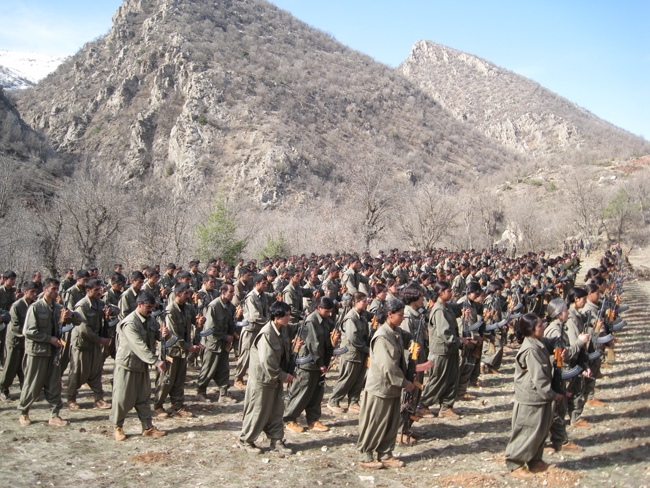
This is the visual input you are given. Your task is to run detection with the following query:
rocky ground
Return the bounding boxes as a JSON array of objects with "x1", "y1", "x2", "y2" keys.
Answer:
[{"x1": 0, "y1": 257, "x2": 648, "y2": 488}]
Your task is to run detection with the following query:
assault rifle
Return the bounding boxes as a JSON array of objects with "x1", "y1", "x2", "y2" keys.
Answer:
[
  {"x1": 286, "y1": 313, "x2": 308, "y2": 377},
  {"x1": 53, "y1": 308, "x2": 75, "y2": 366},
  {"x1": 399, "y1": 309, "x2": 427, "y2": 446},
  {"x1": 158, "y1": 310, "x2": 178, "y2": 386}
]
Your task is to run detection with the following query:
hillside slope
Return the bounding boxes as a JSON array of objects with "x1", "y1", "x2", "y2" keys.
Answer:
[
  {"x1": 401, "y1": 40, "x2": 649, "y2": 163},
  {"x1": 16, "y1": 0, "x2": 520, "y2": 207}
]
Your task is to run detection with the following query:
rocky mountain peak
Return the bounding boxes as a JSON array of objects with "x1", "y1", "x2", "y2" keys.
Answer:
[{"x1": 401, "y1": 40, "x2": 647, "y2": 160}]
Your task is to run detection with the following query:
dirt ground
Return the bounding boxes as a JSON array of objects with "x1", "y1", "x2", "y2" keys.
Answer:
[{"x1": 1, "y1": 255, "x2": 649, "y2": 488}]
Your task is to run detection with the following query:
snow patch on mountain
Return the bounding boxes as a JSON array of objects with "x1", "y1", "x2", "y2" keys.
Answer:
[{"x1": 0, "y1": 50, "x2": 67, "y2": 89}]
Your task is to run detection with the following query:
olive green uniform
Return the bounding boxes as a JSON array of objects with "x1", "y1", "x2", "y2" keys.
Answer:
[
  {"x1": 118, "y1": 287, "x2": 138, "y2": 320},
  {"x1": 197, "y1": 297, "x2": 235, "y2": 396},
  {"x1": 61, "y1": 284, "x2": 85, "y2": 374},
  {"x1": 565, "y1": 306, "x2": 587, "y2": 423},
  {"x1": 357, "y1": 322, "x2": 408, "y2": 462},
  {"x1": 0, "y1": 298, "x2": 29, "y2": 394},
  {"x1": 18, "y1": 298, "x2": 81, "y2": 417},
  {"x1": 505, "y1": 336, "x2": 556, "y2": 471},
  {"x1": 110, "y1": 310, "x2": 159, "y2": 429},
  {"x1": 341, "y1": 268, "x2": 369, "y2": 295},
  {"x1": 329, "y1": 308, "x2": 369, "y2": 408},
  {"x1": 0, "y1": 284, "x2": 16, "y2": 366},
  {"x1": 482, "y1": 293, "x2": 506, "y2": 371},
  {"x1": 544, "y1": 318, "x2": 585, "y2": 450},
  {"x1": 581, "y1": 300, "x2": 602, "y2": 401},
  {"x1": 420, "y1": 300, "x2": 461, "y2": 410},
  {"x1": 284, "y1": 310, "x2": 333, "y2": 425},
  {"x1": 154, "y1": 299, "x2": 194, "y2": 411},
  {"x1": 67, "y1": 296, "x2": 107, "y2": 403},
  {"x1": 240, "y1": 321, "x2": 291, "y2": 444},
  {"x1": 456, "y1": 296, "x2": 483, "y2": 396},
  {"x1": 235, "y1": 289, "x2": 270, "y2": 383}
]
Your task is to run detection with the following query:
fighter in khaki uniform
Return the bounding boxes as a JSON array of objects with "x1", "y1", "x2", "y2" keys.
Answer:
[
  {"x1": 102, "y1": 274, "x2": 124, "y2": 360},
  {"x1": 0, "y1": 270, "x2": 18, "y2": 367},
  {"x1": 419, "y1": 281, "x2": 466, "y2": 419},
  {"x1": 235, "y1": 274, "x2": 271, "y2": 388},
  {"x1": 357, "y1": 299, "x2": 414, "y2": 469},
  {"x1": 153, "y1": 283, "x2": 204, "y2": 418},
  {"x1": 0, "y1": 281, "x2": 38, "y2": 401},
  {"x1": 61, "y1": 269, "x2": 90, "y2": 375},
  {"x1": 18, "y1": 278, "x2": 82, "y2": 427},
  {"x1": 328, "y1": 292, "x2": 370, "y2": 414},
  {"x1": 67, "y1": 279, "x2": 112, "y2": 410},
  {"x1": 341, "y1": 258, "x2": 369, "y2": 295},
  {"x1": 197, "y1": 283, "x2": 237, "y2": 403},
  {"x1": 505, "y1": 313, "x2": 561, "y2": 480},
  {"x1": 118, "y1": 271, "x2": 144, "y2": 319},
  {"x1": 284, "y1": 297, "x2": 335, "y2": 433},
  {"x1": 239, "y1": 301, "x2": 294, "y2": 455},
  {"x1": 110, "y1": 292, "x2": 167, "y2": 441},
  {"x1": 282, "y1": 270, "x2": 315, "y2": 324}
]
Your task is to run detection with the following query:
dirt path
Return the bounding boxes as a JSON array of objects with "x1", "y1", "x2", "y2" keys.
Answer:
[{"x1": 0, "y1": 273, "x2": 648, "y2": 488}]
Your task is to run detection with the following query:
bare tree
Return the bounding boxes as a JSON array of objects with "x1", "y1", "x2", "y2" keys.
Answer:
[
  {"x1": 58, "y1": 168, "x2": 123, "y2": 268},
  {"x1": 31, "y1": 195, "x2": 65, "y2": 278},
  {"x1": 603, "y1": 187, "x2": 639, "y2": 243},
  {"x1": 563, "y1": 171, "x2": 606, "y2": 238},
  {"x1": 350, "y1": 160, "x2": 392, "y2": 250},
  {"x1": 400, "y1": 185, "x2": 458, "y2": 249},
  {"x1": 628, "y1": 169, "x2": 650, "y2": 226}
]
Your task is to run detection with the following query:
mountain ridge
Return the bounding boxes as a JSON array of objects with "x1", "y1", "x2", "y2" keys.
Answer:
[
  {"x1": 400, "y1": 40, "x2": 647, "y2": 162},
  {"x1": 10, "y1": 0, "x2": 650, "y2": 209}
]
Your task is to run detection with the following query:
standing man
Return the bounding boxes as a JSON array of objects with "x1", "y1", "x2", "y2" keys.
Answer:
[
  {"x1": 17, "y1": 278, "x2": 82, "y2": 427},
  {"x1": 32, "y1": 271, "x2": 44, "y2": 295},
  {"x1": 239, "y1": 301, "x2": 294, "y2": 455},
  {"x1": 328, "y1": 293, "x2": 370, "y2": 414},
  {"x1": 67, "y1": 279, "x2": 112, "y2": 410},
  {"x1": 153, "y1": 283, "x2": 204, "y2": 418},
  {"x1": 0, "y1": 270, "x2": 18, "y2": 367},
  {"x1": 357, "y1": 299, "x2": 414, "y2": 469},
  {"x1": 0, "y1": 281, "x2": 39, "y2": 401},
  {"x1": 283, "y1": 270, "x2": 315, "y2": 324},
  {"x1": 110, "y1": 292, "x2": 167, "y2": 440},
  {"x1": 118, "y1": 271, "x2": 145, "y2": 319},
  {"x1": 61, "y1": 270, "x2": 90, "y2": 375},
  {"x1": 60, "y1": 269, "x2": 75, "y2": 294},
  {"x1": 284, "y1": 297, "x2": 335, "y2": 433},
  {"x1": 197, "y1": 283, "x2": 236, "y2": 403},
  {"x1": 342, "y1": 258, "x2": 369, "y2": 295},
  {"x1": 235, "y1": 274, "x2": 270, "y2": 388},
  {"x1": 233, "y1": 268, "x2": 253, "y2": 307},
  {"x1": 159, "y1": 263, "x2": 177, "y2": 297},
  {"x1": 189, "y1": 260, "x2": 203, "y2": 292},
  {"x1": 102, "y1": 274, "x2": 124, "y2": 360}
]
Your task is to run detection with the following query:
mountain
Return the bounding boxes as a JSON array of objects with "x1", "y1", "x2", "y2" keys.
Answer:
[
  {"x1": 13, "y1": 0, "x2": 649, "y2": 209},
  {"x1": 0, "y1": 86, "x2": 62, "y2": 194},
  {"x1": 400, "y1": 40, "x2": 649, "y2": 163},
  {"x1": 0, "y1": 65, "x2": 35, "y2": 90},
  {"x1": 14, "y1": 0, "x2": 521, "y2": 207},
  {"x1": 0, "y1": 50, "x2": 66, "y2": 89}
]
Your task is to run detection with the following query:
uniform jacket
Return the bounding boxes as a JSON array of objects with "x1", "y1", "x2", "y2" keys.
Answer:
[
  {"x1": 365, "y1": 323, "x2": 408, "y2": 399},
  {"x1": 340, "y1": 307, "x2": 370, "y2": 362},
  {"x1": 23, "y1": 297, "x2": 82, "y2": 357},
  {"x1": 115, "y1": 310, "x2": 159, "y2": 372},
  {"x1": 249, "y1": 321, "x2": 290, "y2": 387},
  {"x1": 427, "y1": 300, "x2": 461, "y2": 357},
  {"x1": 203, "y1": 297, "x2": 235, "y2": 353},
  {"x1": 514, "y1": 336, "x2": 557, "y2": 405},
  {"x1": 72, "y1": 295, "x2": 105, "y2": 350}
]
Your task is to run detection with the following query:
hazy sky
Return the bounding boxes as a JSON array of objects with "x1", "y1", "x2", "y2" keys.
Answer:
[{"x1": 1, "y1": 0, "x2": 648, "y2": 139}]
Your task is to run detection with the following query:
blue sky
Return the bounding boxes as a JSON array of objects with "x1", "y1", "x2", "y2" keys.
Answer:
[{"x1": 1, "y1": 0, "x2": 648, "y2": 140}]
